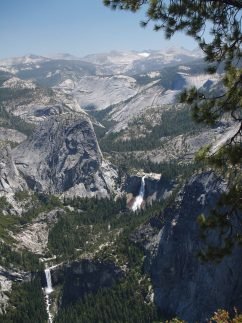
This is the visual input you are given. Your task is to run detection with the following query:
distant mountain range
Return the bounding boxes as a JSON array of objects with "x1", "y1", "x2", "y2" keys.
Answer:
[
  {"x1": 0, "y1": 47, "x2": 240, "y2": 323},
  {"x1": 0, "y1": 47, "x2": 202, "y2": 74},
  {"x1": 0, "y1": 47, "x2": 223, "y2": 135}
]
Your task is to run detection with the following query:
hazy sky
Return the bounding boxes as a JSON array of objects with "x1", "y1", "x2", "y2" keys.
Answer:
[{"x1": 0, "y1": 0, "x2": 198, "y2": 59}]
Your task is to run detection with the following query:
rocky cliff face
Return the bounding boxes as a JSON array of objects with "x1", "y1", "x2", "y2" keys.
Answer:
[
  {"x1": 0, "y1": 266, "x2": 31, "y2": 314},
  {"x1": 0, "y1": 145, "x2": 27, "y2": 202},
  {"x1": 134, "y1": 171, "x2": 242, "y2": 322},
  {"x1": 12, "y1": 113, "x2": 117, "y2": 198},
  {"x1": 1, "y1": 51, "x2": 240, "y2": 322},
  {"x1": 125, "y1": 173, "x2": 174, "y2": 207},
  {"x1": 0, "y1": 128, "x2": 27, "y2": 144},
  {"x1": 45, "y1": 259, "x2": 123, "y2": 308},
  {"x1": 13, "y1": 208, "x2": 63, "y2": 254}
]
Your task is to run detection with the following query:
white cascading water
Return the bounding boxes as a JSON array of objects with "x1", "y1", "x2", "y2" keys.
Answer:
[
  {"x1": 132, "y1": 176, "x2": 146, "y2": 212},
  {"x1": 44, "y1": 268, "x2": 53, "y2": 323},
  {"x1": 45, "y1": 268, "x2": 53, "y2": 294}
]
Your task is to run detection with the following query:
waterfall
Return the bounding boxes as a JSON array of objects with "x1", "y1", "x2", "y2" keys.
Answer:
[
  {"x1": 45, "y1": 268, "x2": 53, "y2": 294},
  {"x1": 132, "y1": 176, "x2": 146, "y2": 212},
  {"x1": 44, "y1": 268, "x2": 53, "y2": 323}
]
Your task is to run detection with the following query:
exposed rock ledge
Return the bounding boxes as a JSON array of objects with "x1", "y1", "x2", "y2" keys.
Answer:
[
  {"x1": 0, "y1": 127, "x2": 27, "y2": 144},
  {"x1": 0, "y1": 266, "x2": 31, "y2": 314},
  {"x1": 12, "y1": 208, "x2": 63, "y2": 254},
  {"x1": 125, "y1": 173, "x2": 174, "y2": 207}
]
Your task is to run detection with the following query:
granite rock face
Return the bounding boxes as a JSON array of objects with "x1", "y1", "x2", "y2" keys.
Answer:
[
  {"x1": 12, "y1": 208, "x2": 63, "y2": 254},
  {"x1": 136, "y1": 172, "x2": 242, "y2": 322},
  {"x1": 0, "y1": 145, "x2": 27, "y2": 196},
  {"x1": 13, "y1": 114, "x2": 117, "y2": 198},
  {"x1": 0, "y1": 128, "x2": 27, "y2": 144},
  {"x1": 125, "y1": 173, "x2": 174, "y2": 205},
  {"x1": 46, "y1": 259, "x2": 123, "y2": 308},
  {"x1": 0, "y1": 266, "x2": 31, "y2": 314}
]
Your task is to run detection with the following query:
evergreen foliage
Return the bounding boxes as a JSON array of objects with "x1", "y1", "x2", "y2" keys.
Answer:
[
  {"x1": 48, "y1": 194, "x2": 168, "y2": 262},
  {"x1": 51, "y1": 199, "x2": 167, "y2": 323},
  {"x1": 0, "y1": 242, "x2": 42, "y2": 272},
  {"x1": 103, "y1": 1, "x2": 242, "y2": 149},
  {"x1": 0, "y1": 193, "x2": 61, "y2": 271},
  {"x1": 117, "y1": 157, "x2": 203, "y2": 181},
  {"x1": 100, "y1": 106, "x2": 204, "y2": 152},
  {"x1": 103, "y1": 0, "x2": 242, "y2": 261},
  {"x1": 0, "y1": 205, "x2": 43, "y2": 272},
  {"x1": 198, "y1": 180, "x2": 242, "y2": 261},
  {"x1": 18, "y1": 192, "x2": 62, "y2": 224},
  {"x1": 2, "y1": 278, "x2": 48, "y2": 323},
  {"x1": 48, "y1": 197, "x2": 127, "y2": 257},
  {"x1": 103, "y1": 1, "x2": 242, "y2": 71},
  {"x1": 49, "y1": 196, "x2": 170, "y2": 323},
  {"x1": 54, "y1": 275, "x2": 157, "y2": 323},
  {"x1": 0, "y1": 106, "x2": 35, "y2": 136}
]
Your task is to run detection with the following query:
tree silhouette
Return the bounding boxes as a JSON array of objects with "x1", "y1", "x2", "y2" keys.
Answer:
[{"x1": 104, "y1": 0, "x2": 242, "y2": 260}]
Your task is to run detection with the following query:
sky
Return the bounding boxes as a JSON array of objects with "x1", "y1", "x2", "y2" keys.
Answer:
[{"x1": 0, "y1": 0, "x2": 198, "y2": 59}]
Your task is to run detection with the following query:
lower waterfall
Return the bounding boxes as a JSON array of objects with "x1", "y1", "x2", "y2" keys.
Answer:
[
  {"x1": 132, "y1": 176, "x2": 146, "y2": 211},
  {"x1": 44, "y1": 268, "x2": 53, "y2": 323}
]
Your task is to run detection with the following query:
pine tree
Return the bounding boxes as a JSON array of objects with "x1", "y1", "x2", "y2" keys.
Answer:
[
  {"x1": 103, "y1": 0, "x2": 242, "y2": 260},
  {"x1": 103, "y1": 0, "x2": 242, "y2": 156}
]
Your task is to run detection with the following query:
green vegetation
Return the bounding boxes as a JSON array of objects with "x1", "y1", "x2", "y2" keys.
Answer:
[
  {"x1": 2, "y1": 278, "x2": 47, "y2": 323},
  {"x1": 14, "y1": 190, "x2": 30, "y2": 202},
  {"x1": 99, "y1": 106, "x2": 205, "y2": 152},
  {"x1": 0, "y1": 193, "x2": 169, "y2": 322},
  {"x1": 0, "y1": 242, "x2": 42, "y2": 272},
  {"x1": 48, "y1": 193, "x2": 170, "y2": 261},
  {"x1": 54, "y1": 275, "x2": 157, "y2": 323},
  {"x1": 50, "y1": 189, "x2": 181, "y2": 323},
  {"x1": 0, "y1": 106, "x2": 35, "y2": 136},
  {"x1": 117, "y1": 157, "x2": 203, "y2": 182},
  {"x1": 52, "y1": 197, "x2": 169, "y2": 323},
  {"x1": 19, "y1": 193, "x2": 62, "y2": 224},
  {"x1": 48, "y1": 196, "x2": 126, "y2": 257},
  {"x1": 0, "y1": 196, "x2": 44, "y2": 271},
  {"x1": 63, "y1": 196, "x2": 127, "y2": 225},
  {"x1": 48, "y1": 212, "x2": 89, "y2": 257},
  {"x1": 0, "y1": 184, "x2": 180, "y2": 322},
  {"x1": 0, "y1": 213, "x2": 19, "y2": 243},
  {"x1": 88, "y1": 104, "x2": 114, "y2": 124},
  {"x1": 104, "y1": 0, "x2": 242, "y2": 263},
  {"x1": 0, "y1": 195, "x2": 12, "y2": 212},
  {"x1": 0, "y1": 193, "x2": 62, "y2": 271}
]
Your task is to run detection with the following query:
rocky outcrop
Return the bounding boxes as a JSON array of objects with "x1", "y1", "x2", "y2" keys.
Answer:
[
  {"x1": 13, "y1": 114, "x2": 117, "y2": 198},
  {"x1": 0, "y1": 128, "x2": 27, "y2": 144},
  {"x1": 134, "y1": 171, "x2": 242, "y2": 322},
  {"x1": 12, "y1": 208, "x2": 63, "y2": 254},
  {"x1": 125, "y1": 173, "x2": 174, "y2": 207},
  {"x1": 0, "y1": 145, "x2": 27, "y2": 197},
  {"x1": 3, "y1": 81, "x2": 84, "y2": 124},
  {"x1": 0, "y1": 266, "x2": 31, "y2": 314}
]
